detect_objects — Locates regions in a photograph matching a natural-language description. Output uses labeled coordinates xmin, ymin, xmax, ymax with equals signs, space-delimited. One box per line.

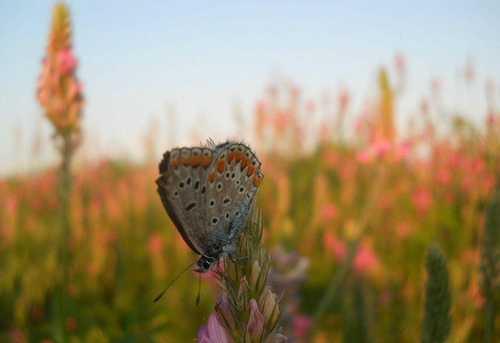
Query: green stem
xmin=56 ymin=134 xmax=73 ymax=343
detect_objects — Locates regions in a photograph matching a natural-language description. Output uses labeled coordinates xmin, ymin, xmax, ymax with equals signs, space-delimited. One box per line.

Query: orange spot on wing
xmin=227 ymin=152 xmax=236 ymax=163
xmin=208 ymin=172 xmax=216 ymax=183
xmin=217 ymin=160 xmax=225 ymax=173
xmin=190 ymin=155 xmax=203 ymax=167
xmin=239 ymin=156 xmax=250 ymax=171
xmin=253 ymin=175 xmax=262 ymax=187
xmin=201 ymin=156 xmax=212 ymax=168
xmin=246 ymin=165 xmax=255 ymax=177
xmin=234 ymin=152 xmax=243 ymax=163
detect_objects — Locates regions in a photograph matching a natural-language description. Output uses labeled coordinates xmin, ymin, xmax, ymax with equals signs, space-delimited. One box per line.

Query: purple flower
xmin=198 ymin=313 xmax=232 ymax=343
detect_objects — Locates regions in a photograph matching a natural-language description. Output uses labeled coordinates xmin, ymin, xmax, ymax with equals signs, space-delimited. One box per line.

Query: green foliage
xmin=481 ymin=185 xmax=500 ymax=343
xmin=422 ymin=245 xmax=451 ymax=343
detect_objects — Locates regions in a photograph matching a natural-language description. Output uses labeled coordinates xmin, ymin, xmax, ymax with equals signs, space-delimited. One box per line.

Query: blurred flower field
xmin=2 ymin=74 xmax=500 ymax=341
xmin=1 ymin=3 xmax=500 ymax=343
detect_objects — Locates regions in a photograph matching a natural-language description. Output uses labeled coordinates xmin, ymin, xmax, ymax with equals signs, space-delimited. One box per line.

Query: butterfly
xmin=156 ymin=141 xmax=263 ymax=273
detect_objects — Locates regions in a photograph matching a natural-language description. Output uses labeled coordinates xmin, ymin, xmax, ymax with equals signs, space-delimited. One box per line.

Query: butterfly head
xmin=195 ymin=255 xmax=217 ymax=273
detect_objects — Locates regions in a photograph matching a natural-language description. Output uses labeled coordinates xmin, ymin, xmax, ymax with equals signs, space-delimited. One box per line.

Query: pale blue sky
xmin=1 ymin=1 xmax=499 ymax=175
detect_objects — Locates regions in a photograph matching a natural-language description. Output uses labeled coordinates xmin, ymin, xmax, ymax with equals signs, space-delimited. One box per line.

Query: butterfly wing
xmin=156 ymin=146 xmax=215 ymax=255
xmin=157 ymin=142 xmax=263 ymax=258
xmin=203 ymin=142 xmax=263 ymax=249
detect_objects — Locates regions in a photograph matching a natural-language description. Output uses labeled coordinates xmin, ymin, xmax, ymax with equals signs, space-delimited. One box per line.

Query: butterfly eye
xmin=201 ymin=186 xmax=206 ymax=194
xmin=246 ymin=192 xmax=252 ymax=199
xmin=209 ymin=199 xmax=215 ymax=207
xmin=225 ymin=212 xmax=230 ymax=220
xmin=185 ymin=202 xmax=196 ymax=211
xmin=211 ymin=217 xmax=219 ymax=225
xmin=179 ymin=182 xmax=184 ymax=188
xmin=225 ymin=172 xmax=230 ymax=179
xmin=173 ymin=191 xmax=179 ymax=197
xmin=223 ymin=197 xmax=231 ymax=205
xmin=216 ymin=182 xmax=223 ymax=191
xmin=202 ymin=260 xmax=211 ymax=270
xmin=236 ymin=180 xmax=240 ymax=185
xmin=239 ymin=186 xmax=244 ymax=193
xmin=186 ymin=177 xmax=191 ymax=185
xmin=231 ymin=173 xmax=235 ymax=179
xmin=194 ymin=180 xmax=200 ymax=190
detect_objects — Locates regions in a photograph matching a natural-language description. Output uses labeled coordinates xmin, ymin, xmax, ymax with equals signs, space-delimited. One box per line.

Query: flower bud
xmin=250 ymin=260 xmax=261 ymax=290
xmin=246 ymin=299 xmax=264 ymax=339
xmin=259 ymin=287 xmax=280 ymax=330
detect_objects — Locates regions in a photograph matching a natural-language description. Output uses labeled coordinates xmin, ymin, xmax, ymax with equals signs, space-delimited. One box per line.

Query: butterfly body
xmin=156 ymin=141 xmax=263 ymax=272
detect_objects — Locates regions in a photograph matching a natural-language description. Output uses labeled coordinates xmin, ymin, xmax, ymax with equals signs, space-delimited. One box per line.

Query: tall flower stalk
xmin=198 ymin=211 xmax=286 ymax=342
xmin=36 ymin=3 xmax=83 ymax=341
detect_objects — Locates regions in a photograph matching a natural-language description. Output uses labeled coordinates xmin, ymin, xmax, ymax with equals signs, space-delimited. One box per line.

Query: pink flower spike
xmin=354 ymin=244 xmax=379 ymax=274
xmin=412 ymin=188 xmax=433 ymax=214
xmin=324 ymin=231 xmax=347 ymax=261
xmin=372 ymin=139 xmax=392 ymax=158
xmin=357 ymin=148 xmax=373 ymax=164
xmin=396 ymin=141 xmax=412 ymax=160
xmin=292 ymin=314 xmax=312 ymax=338
xmin=58 ymin=48 xmax=78 ymax=75
xmin=198 ymin=313 xmax=231 ymax=343
xmin=321 ymin=203 xmax=338 ymax=221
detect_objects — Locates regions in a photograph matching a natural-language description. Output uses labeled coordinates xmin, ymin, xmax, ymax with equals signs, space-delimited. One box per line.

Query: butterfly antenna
xmin=195 ymin=274 xmax=202 ymax=306
xmin=153 ymin=261 xmax=196 ymax=303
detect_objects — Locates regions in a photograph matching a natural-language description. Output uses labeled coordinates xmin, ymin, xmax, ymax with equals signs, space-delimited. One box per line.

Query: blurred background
xmin=1 ymin=1 xmax=499 ymax=342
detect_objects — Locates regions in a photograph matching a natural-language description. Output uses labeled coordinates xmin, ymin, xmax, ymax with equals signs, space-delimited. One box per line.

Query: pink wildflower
xmin=321 ymin=203 xmax=338 ymax=221
xmin=354 ymin=244 xmax=379 ymax=274
xmin=372 ymin=139 xmax=392 ymax=158
xmin=394 ymin=52 xmax=406 ymax=75
xmin=292 ymin=314 xmax=312 ymax=338
xmin=357 ymin=148 xmax=373 ymax=164
xmin=198 ymin=313 xmax=231 ymax=343
xmin=338 ymin=88 xmax=350 ymax=113
xmin=395 ymin=141 xmax=412 ymax=160
xmin=396 ymin=222 xmax=413 ymax=239
xmin=58 ymin=48 xmax=78 ymax=75
xmin=324 ymin=231 xmax=347 ymax=261
xmin=436 ymin=168 xmax=451 ymax=186
xmin=412 ymin=188 xmax=433 ymax=214
xmin=148 ymin=232 xmax=164 ymax=255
